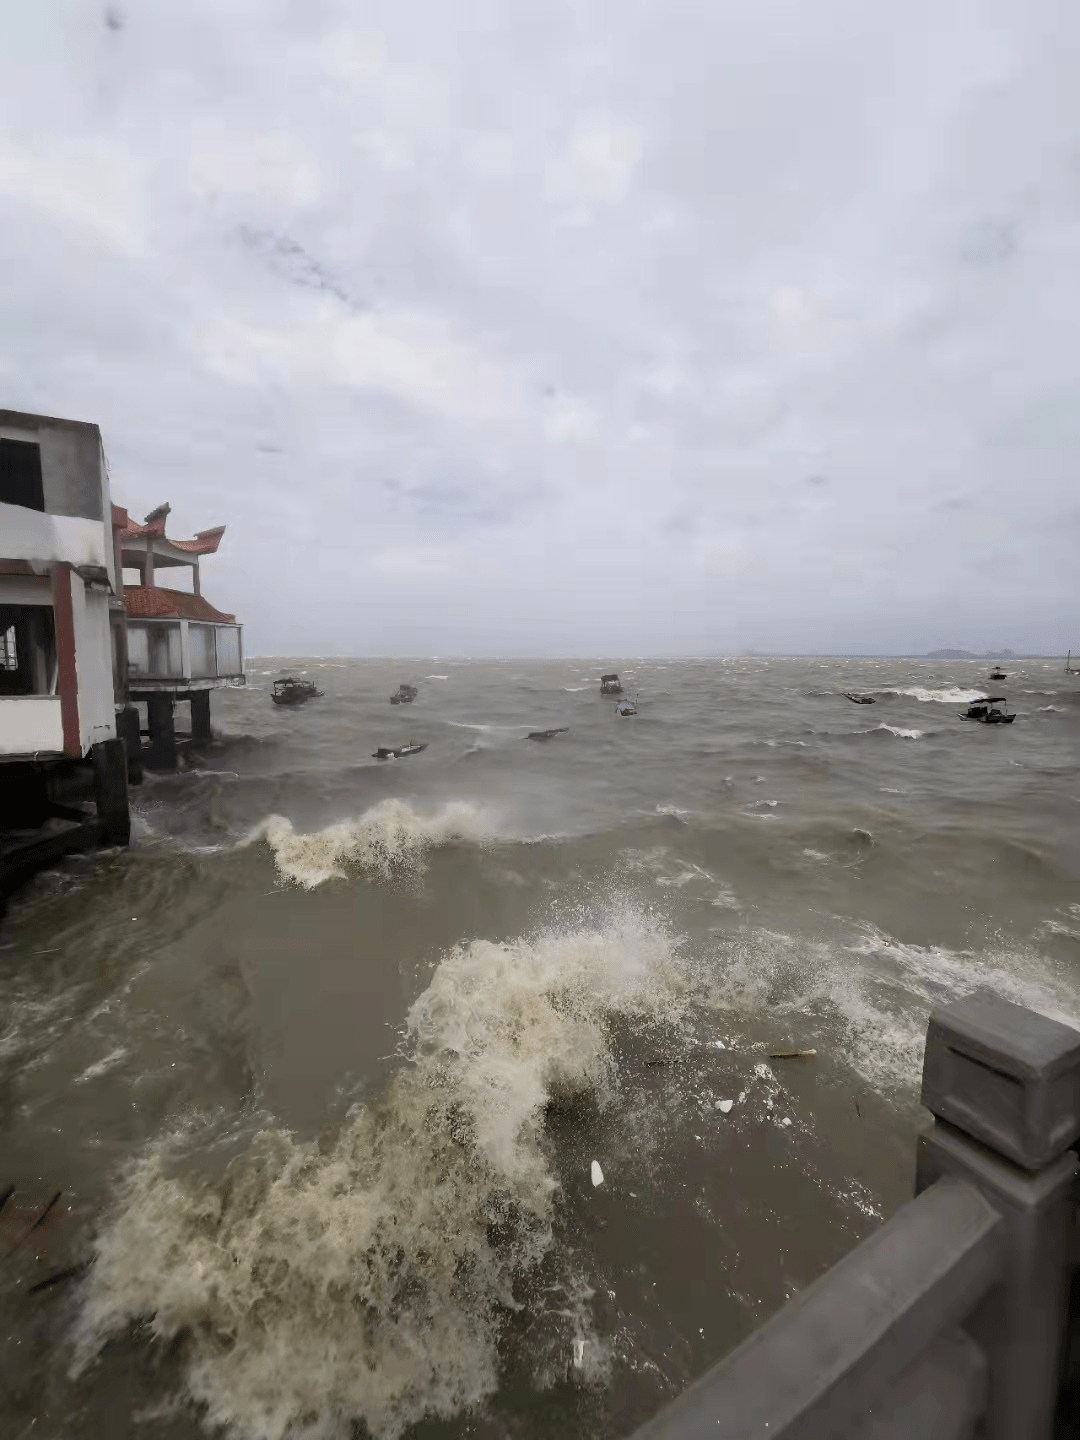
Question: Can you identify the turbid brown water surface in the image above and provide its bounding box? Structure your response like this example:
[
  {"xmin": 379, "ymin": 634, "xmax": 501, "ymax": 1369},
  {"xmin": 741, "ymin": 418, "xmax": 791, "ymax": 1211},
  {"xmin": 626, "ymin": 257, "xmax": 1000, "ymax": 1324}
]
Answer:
[{"xmin": 1, "ymin": 656, "xmax": 1078, "ymax": 1439}]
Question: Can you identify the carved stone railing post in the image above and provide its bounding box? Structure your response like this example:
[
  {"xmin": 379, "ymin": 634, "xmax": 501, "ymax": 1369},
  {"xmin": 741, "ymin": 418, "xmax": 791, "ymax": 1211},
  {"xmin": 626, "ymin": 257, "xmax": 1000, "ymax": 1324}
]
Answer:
[{"xmin": 917, "ymin": 992, "xmax": 1080, "ymax": 1440}]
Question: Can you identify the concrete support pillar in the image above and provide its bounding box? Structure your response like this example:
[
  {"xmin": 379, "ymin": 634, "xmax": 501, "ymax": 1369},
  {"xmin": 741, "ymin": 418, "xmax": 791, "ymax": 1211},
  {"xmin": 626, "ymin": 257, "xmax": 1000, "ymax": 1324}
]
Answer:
[
  {"xmin": 145, "ymin": 692, "xmax": 176, "ymax": 771},
  {"xmin": 193, "ymin": 558, "xmax": 201, "ymax": 596},
  {"xmin": 916, "ymin": 994, "xmax": 1080, "ymax": 1440},
  {"xmin": 190, "ymin": 689, "xmax": 212, "ymax": 742},
  {"xmin": 115, "ymin": 705, "xmax": 143, "ymax": 785},
  {"xmin": 92, "ymin": 737, "xmax": 130, "ymax": 846}
]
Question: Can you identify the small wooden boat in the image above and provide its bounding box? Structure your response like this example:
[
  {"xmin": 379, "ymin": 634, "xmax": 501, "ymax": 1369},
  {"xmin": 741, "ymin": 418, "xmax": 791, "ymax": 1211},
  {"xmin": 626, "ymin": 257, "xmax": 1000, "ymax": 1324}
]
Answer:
[
  {"xmin": 271, "ymin": 678, "xmax": 323, "ymax": 706},
  {"xmin": 372, "ymin": 742, "xmax": 428, "ymax": 760},
  {"xmin": 844, "ymin": 693, "xmax": 876, "ymax": 705},
  {"xmin": 959, "ymin": 697, "xmax": 1015, "ymax": 725},
  {"xmin": 526, "ymin": 727, "xmax": 568, "ymax": 741},
  {"xmin": 390, "ymin": 684, "xmax": 418, "ymax": 705},
  {"xmin": 600, "ymin": 673, "xmax": 623, "ymax": 695},
  {"xmin": 615, "ymin": 699, "xmax": 637, "ymax": 716}
]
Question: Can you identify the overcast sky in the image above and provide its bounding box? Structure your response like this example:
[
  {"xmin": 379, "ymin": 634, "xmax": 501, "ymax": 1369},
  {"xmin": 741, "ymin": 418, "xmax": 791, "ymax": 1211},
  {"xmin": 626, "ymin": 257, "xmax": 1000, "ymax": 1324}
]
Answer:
[{"xmin": 1, "ymin": 0, "xmax": 1077, "ymax": 655}]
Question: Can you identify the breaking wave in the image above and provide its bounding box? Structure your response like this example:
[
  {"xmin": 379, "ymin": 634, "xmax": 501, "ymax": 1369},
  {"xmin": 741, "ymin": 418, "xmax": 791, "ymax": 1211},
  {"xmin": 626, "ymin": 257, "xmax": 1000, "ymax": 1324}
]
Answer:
[
  {"xmin": 73, "ymin": 910, "xmax": 688, "ymax": 1440},
  {"xmin": 248, "ymin": 799, "xmax": 494, "ymax": 887},
  {"xmin": 876, "ymin": 723, "xmax": 923, "ymax": 739},
  {"xmin": 881, "ymin": 687, "xmax": 985, "ymax": 704}
]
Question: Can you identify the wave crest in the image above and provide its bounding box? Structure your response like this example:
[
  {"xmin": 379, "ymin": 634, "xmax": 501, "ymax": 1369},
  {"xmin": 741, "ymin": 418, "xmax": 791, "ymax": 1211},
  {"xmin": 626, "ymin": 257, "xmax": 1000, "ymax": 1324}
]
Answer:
[{"xmin": 250, "ymin": 799, "xmax": 493, "ymax": 888}]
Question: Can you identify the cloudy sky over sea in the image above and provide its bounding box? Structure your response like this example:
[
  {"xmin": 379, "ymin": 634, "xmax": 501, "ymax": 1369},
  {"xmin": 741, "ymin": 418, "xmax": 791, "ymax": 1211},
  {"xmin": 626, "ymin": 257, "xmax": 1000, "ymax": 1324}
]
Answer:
[{"xmin": 1, "ymin": 0, "xmax": 1077, "ymax": 655}]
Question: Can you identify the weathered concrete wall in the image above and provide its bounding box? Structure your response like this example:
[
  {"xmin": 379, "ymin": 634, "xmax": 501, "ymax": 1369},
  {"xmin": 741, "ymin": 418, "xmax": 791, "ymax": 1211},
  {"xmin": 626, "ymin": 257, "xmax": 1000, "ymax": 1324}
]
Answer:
[
  {"xmin": 71, "ymin": 576, "xmax": 116, "ymax": 751},
  {"xmin": 0, "ymin": 573, "xmax": 52, "ymax": 606},
  {"xmin": 0, "ymin": 500, "xmax": 110, "ymax": 572},
  {"xmin": 0, "ymin": 696, "xmax": 64, "ymax": 755},
  {"xmin": 0, "ymin": 410, "xmax": 107, "ymax": 525}
]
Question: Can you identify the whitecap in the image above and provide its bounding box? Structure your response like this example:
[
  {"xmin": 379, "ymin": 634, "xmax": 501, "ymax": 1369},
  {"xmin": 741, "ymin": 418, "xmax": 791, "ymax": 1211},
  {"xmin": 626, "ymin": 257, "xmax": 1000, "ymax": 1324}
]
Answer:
[{"xmin": 877, "ymin": 723, "xmax": 922, "ymax": 739}]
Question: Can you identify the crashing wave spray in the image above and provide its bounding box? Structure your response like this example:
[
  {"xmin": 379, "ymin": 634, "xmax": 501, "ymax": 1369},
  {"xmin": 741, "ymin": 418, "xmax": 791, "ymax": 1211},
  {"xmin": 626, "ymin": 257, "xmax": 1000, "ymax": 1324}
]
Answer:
[
  {"xmin": 73, "ymin": 909, "xmax": 688, "ymax": 1439},
  {"xmin": 248, "ymin": 798, "xmax": 494, "ymax": 888}
]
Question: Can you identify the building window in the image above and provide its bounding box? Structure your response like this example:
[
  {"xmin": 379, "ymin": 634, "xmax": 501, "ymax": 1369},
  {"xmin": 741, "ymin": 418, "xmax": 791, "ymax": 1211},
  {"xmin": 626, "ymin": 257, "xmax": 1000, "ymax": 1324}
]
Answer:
[
  {"xmin": 0, "ymin": 624, "xmax": 16, "ymax": 670},
  {"xmin": 0, "ymin": 606, "xmax": 56, "ymax": 694},
  {"xmin": 0, "ymin": 438, "xmax": 45, "ymax": 512}
]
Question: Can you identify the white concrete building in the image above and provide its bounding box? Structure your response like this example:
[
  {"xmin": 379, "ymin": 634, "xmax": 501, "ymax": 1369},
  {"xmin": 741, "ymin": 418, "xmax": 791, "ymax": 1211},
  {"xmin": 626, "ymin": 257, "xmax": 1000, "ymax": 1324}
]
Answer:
[{"xmin": 0, "ymin": 409, "xmax": 121, "ymax": 760}]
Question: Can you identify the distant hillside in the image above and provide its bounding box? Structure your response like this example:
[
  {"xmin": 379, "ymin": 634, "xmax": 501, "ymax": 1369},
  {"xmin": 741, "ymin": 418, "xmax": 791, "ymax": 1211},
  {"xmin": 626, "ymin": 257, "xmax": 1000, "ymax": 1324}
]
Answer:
[{"xmin": 925, "ymin": 648, "xmax": 1017, "ymax": 660}]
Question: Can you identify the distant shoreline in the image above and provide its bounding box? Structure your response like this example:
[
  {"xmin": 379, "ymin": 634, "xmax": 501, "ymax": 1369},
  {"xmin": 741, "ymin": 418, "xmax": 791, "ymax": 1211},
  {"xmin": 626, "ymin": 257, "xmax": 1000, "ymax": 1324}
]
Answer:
[{"xmin": 242, "ymin": 652, "xmax": 1068, "ymax": 662}]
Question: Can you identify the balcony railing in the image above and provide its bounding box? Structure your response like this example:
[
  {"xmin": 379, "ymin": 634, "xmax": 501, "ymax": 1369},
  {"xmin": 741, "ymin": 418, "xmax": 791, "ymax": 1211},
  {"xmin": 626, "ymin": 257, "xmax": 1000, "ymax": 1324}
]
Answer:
[{"xmin": 625, "ymin": 992, "xmax": 1080, "ymax": 1440}]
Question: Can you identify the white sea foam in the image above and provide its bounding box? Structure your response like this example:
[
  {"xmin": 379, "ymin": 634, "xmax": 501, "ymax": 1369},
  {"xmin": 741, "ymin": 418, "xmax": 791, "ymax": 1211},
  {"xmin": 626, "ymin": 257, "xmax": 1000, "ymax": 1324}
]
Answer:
[
  {"xmin": 73, "ymin": 1047, "xmax": 129, "ymax": 1085},
  {"xmin": 249, "ymin": 799, "xmax": 494, "ymax": 888},
  {"xmin": 712, "ymin": 925, "xmax": 1080, "ymax": 1098},
  {"xmin": 876, "ymin": 723, "xmax": 923, "ymax": 739},
  {"xmin": 74, "ymin": 909, "xmax": 687, "ymax": 1440},
  {"xmin": 426, "ymin": 675, "xmax": 449, "ymax": 680},
  {"xmin": 881, "ymin": 687, "xmax": 985, "ymax": 704},
  {"xmin": 446, "ymin": 721, "xmax": 531, "ymax": 733}
]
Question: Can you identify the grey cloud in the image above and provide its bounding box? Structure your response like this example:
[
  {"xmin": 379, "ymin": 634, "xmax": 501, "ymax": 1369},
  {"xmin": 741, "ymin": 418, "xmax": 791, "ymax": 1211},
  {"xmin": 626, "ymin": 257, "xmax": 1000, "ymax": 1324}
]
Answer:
[{"xmin": 0, "ymin": 0, "xmax": 1075, "ymax": 654}]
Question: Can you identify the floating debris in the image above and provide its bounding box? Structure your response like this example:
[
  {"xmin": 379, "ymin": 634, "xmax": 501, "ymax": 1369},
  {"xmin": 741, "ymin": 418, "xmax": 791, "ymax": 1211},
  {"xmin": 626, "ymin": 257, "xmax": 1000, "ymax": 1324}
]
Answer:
[
  {"xmin": 372, "ymin": 743, "xmax": 428, "ymax": 760},
  {"xmin": 716, "ymin": 1099, "xmax": 734, "ymax": 1114},
  {"xmin": 590, "ymin": 1160, "xmax": 604, "ymax": 1187}
]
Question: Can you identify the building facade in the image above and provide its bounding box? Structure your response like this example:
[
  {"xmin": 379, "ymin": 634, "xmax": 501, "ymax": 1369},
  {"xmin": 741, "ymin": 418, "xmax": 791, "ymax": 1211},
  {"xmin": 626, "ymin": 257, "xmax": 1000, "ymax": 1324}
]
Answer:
[{"xmin": 0, "ymin": 409, "xmax": 121, "ymax": 760}]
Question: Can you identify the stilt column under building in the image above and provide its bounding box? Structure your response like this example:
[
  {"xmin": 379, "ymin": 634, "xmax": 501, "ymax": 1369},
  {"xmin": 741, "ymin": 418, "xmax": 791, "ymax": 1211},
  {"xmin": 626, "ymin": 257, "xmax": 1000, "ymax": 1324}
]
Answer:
[
  {"xmin": 115, "ymin": 705, "xmax": 143, "ymax": 784},
  {"xmin": 92, "ymin": 738, "xmax": 131, "ymax": 846},
  {"xmin": 146, "ymin": 692, "xmax": 177, "ymax": 771},
  {"xmin": 190, "ymin": 690, "xmax": 212, "ymax": 742}
]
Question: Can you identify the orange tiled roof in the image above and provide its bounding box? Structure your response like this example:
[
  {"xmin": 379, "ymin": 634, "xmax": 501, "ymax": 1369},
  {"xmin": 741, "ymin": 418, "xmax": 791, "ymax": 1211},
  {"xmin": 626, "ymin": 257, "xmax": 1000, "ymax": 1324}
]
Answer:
[
  {"xmin": 123, "ymin": 586, "xmax": 236, "ymax": 623},
  {"xmin": 119, "ymin": 503, "xmax": 225, "ymax": 554},
  {"xmin": 172, "ymin": 527, "xmax": 226, "ymax": 554}
]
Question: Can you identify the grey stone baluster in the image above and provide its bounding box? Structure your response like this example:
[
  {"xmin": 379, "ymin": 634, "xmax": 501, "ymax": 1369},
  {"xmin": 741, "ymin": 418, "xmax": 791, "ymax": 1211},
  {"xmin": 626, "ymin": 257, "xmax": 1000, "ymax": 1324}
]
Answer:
[{"xmin": 917, "ymin": 992, "xmax": 1080, "ymax": 1440}]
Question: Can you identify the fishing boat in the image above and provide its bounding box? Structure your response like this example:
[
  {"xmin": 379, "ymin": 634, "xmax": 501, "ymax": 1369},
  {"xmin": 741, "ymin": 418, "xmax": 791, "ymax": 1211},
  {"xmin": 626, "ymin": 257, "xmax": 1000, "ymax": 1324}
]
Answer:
[
  {"xmin": 526, "ymin": 727, "xmax": 568, "ymax": 741},
  {"xmin": 271, "ymin": 678, "xmax": 323, "ymax": 706},
  {"xmin": 390, "ymin": 684, "xmax": 418, "ymax": 705},
  {"xmin": 600, "ymin": 673, "xmax": 623, "ymax": 695},
  {"xmin": 844, "ymin": 693, "xmax": 876, "ymax": 705},
  {"xmin": 959, "ymin": 696, "xmax": 1015, "ymax": 725},
  {"xmin": 616, "ymin": 699, "xmax": 637, "ymax": 716},
  {"xmin": 989, "ymin": 668, "xmax": 1007, "ymax": 681},
  {"xmin": 372, "ymin": 742, "xmax": 428, "ymax": 760}
]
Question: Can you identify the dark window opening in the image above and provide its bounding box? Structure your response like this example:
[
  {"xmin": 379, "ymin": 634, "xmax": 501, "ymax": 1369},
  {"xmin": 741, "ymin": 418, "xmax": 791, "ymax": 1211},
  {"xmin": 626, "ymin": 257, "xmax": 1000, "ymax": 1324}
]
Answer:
[
  {"xmin": 0, "ymin": 605, "xmax": 56, "ymax": 695},
  {"xmin": 0, "ymin": 438, "xmax": 45, "ymax": 512}
]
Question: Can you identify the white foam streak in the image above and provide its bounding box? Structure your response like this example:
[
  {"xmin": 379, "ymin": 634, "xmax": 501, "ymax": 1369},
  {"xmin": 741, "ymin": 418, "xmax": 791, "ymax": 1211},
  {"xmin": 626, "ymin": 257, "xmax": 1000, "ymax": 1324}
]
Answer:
[
  {"xmin": 876, "ymin": 723, "xmax": 923, "ymax": 739},
  {"xmin": 882, "ymin": 687, "xmax": 986, "ymax": 703}
]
